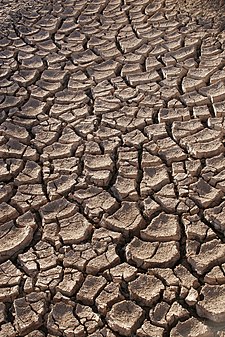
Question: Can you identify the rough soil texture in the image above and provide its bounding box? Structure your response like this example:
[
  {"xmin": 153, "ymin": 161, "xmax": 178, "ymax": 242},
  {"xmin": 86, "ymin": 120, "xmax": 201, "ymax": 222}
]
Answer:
[{"xmin": 0, "ymin": 0, "xmax": 225, "ymax": 336}]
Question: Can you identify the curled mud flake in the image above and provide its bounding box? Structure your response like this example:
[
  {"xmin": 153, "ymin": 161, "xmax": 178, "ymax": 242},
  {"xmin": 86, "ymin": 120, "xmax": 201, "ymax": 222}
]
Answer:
[
  {"xmin": 170, "ymin": 317, "xmax": 214, "ymax": 337},
  {"xmin": 102, "ymin": 201, "xmax": 145, "ymax": 237},
  {"xmin": 137, "ymin": 320, "xmax": 165, "ymax": 337},
  {"xmin": 0, "ymin": 202, "xmax": 18, "ymax": 224},
  {"xmin": 40, "ymin": 197, "xmax": 78, "ymax": 223},
  {"xmin": 107, "ymin": 300, "xmax": 144, "ymax": 336},
  {"xmin": 126, "ymin": 237, "xmax": 180, "ymax": 269},
  {"xmin": 140, "ymin": 212, "xmax": 181, "ymax": 242},
  {"xmin": 0, "ymin": 260, "xmax": 23, "ymax": 301},
  {"xmin": 149, "ymin": 301, "xmax": 189, "ymax": 328},
  {"xmin": 129, "ymin": 274, "xmax": 164, "ymax": 306},
  {"xmin": 72, "ymin": 187, "xmax": 118, "ymax": 221},
  {"xmin": 204, "ymin": 201, "xmax": 225, "ymax": 235},
  {"xmin": 140, "ymin": 165, "xmax": 170, "ymax": 197},
  {"xmin": 58, "ymin": 212, "xmax": 93, "ymax": 245},
  {"xmin": 0, "ymin": 211, "xmax": 37, "ymax": 263},
  {"xmin": 75, "ymin": 304, "xmax": 103, "ymax": 334},
  {"xmin": 76, "ymin": 275, "xmax": 107, "ymax": 306},
  {"xmin": 189, "ymin": 178, "xmax": 223, "ymax": 208},
  {"xmin": 47, "ymin": 302, "xmax": 84, "ymax": 337},
  {"xmin": 105, "ymin": 262, "xmax": 137, "ymax": 283},
  {"xmin": 197, "ymin": 284, "xmax": 225, "ymax": 323},
  {"xmin": 13, "ymin": 292, "xmax": 47, "ymax": 335},
  {"xmin": 36, "ymin": 266, "xmax": 63, "ymax": 291},
  {"xmin": 187, "ymin": 239, "xmax": 225, "ymax": 274},
  {"xmin": 56, "ymin": 268, "xmax": 84, "ymax": 297},
  {"xmin": 86, "ymin": 243, "xmax": 120, "ymax": 275},
  {"xmin": 95, "ymin": 282, "xmax": 124, "ymax": 315}
]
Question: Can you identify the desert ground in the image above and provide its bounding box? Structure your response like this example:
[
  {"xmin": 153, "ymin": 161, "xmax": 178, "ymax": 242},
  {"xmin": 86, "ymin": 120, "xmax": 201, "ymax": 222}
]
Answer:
[{"xmin": 1, "ymin": 0, "xmax": 225, "ymax": 336}]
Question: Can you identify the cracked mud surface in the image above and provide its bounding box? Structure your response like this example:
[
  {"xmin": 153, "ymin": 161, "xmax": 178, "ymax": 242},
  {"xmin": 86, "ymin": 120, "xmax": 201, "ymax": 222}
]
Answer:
[{"xmin": 1, "ymin": 0, "xmax": 225, "ymax": 336}]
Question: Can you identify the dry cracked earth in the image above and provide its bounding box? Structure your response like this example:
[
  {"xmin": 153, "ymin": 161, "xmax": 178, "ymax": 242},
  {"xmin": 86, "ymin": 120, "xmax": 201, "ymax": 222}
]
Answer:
[{"xmin": 1, "ymin": 0, "xmax": 225, "ymax": 336}]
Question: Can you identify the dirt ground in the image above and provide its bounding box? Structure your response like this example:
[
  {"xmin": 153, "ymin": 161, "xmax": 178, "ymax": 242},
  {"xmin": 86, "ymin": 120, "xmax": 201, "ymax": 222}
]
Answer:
[{"xmin": 1, "ymin": 0, "xmax": 225, "ymax": 336}]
